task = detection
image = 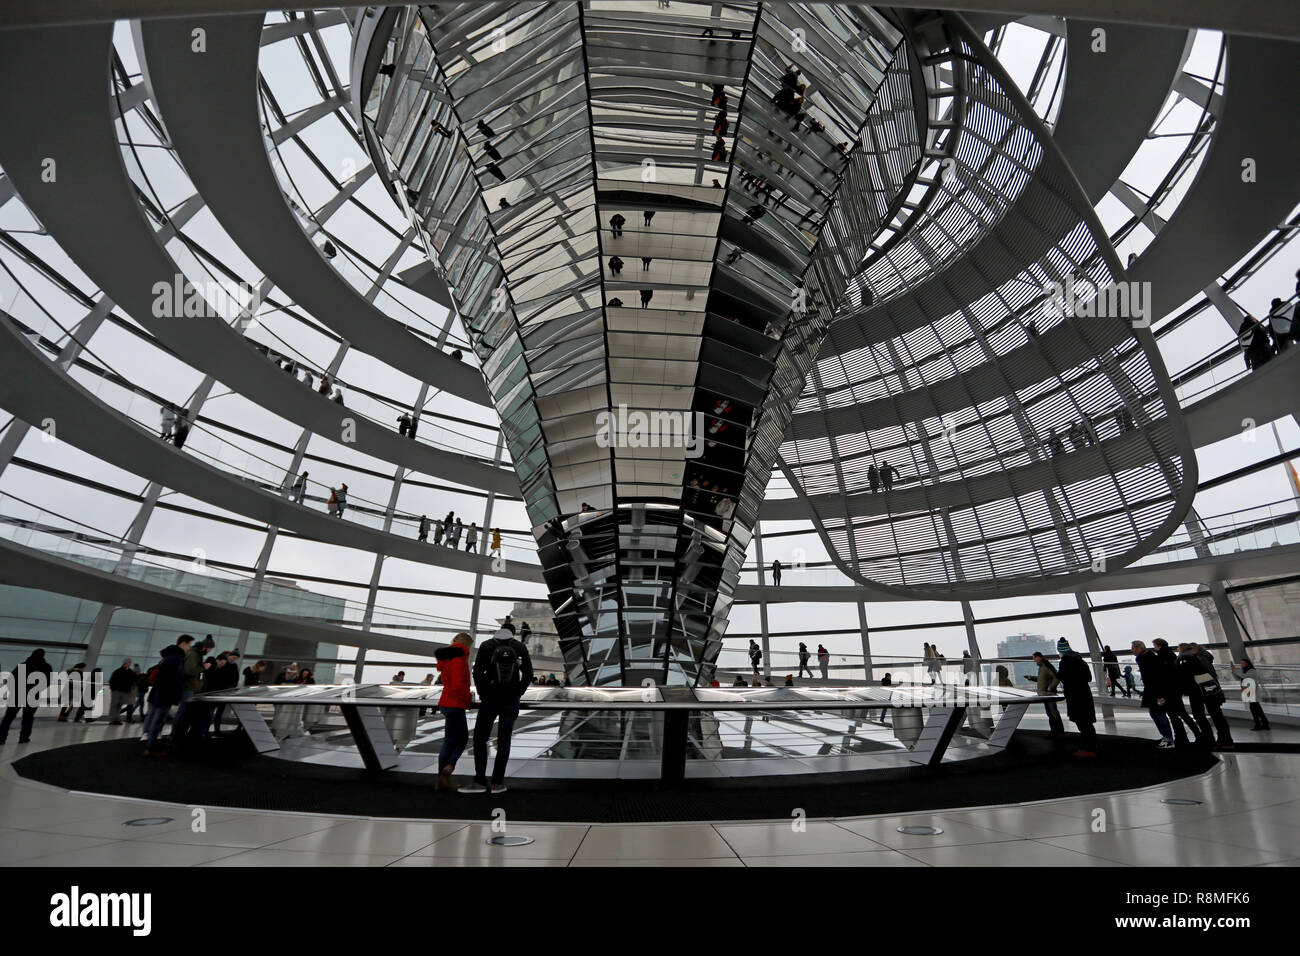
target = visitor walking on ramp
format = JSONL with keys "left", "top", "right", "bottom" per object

{"left": 880, "top": 461, "right": 898, "bottom": 492}
{"left": 159, "top": 403, "right": 177, "bottom": 441}
{"left": 288, "top": 471, "right": 308, "bottom": 503}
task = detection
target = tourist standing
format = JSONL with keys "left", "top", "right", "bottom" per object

{"left": 434, "top": 632, "right": 474, "bottom": 791}
{"left": 1029, "top": 651, "right": 1064, "bottom": 737}
{"left": 464, "top": 624, "right": 533, "bottom": 794}
{"left": 1056, "top": 641, "right": 1097, "bottom": 756}
{"left": 143, "top": 637, "right": 190, "bottom": 755}
{"left": 0, "top": 649, "right": 53, "bottom": 744}
{"left": 107, "top": 659, "right": 136, "bottom": 725}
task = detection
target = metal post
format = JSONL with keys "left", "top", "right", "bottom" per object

{"left": 926, "top": 706, "right": 967, "bottom": 767}
{"left": 960, "top": 599, "right": 982, "bottom": 685}
{"left": 1074, "top": 592, "right": 1109, "bottom": 688}
{"left": 857, "top": 600, "right": 873, "bottom": 682}
{"left": 753, "top": 519, "right": 771, "bottom": 681}
{"left": 235, "top": 341, "right": 348, "bottom": 660}
{"left": 1208, "top": 582, "right": 1248, "bottom": 664}
{"left": 85, "top": 375, "right": 215, "bottom": 670}
{"left": 352, "top": 379, "right": 426, "bottom": 681}
{"left": 468, "top": 432, "right": 506, "bottom": 639}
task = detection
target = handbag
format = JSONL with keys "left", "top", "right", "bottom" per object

{"left": 1193, "top": 671, "right": 1224, "bottom": 702}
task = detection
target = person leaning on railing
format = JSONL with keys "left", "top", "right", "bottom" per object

{"left": 1028, "top": 651, "right": 1064, "bottom": 738}
{"left": 1233, "top": 657, "right": 1271, "bottom": 731}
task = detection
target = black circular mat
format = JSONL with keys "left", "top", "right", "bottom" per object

{"left": 12, "top": 731, "right": 1217, "bottom": 823}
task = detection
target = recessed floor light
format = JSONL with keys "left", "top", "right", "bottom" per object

{"left": 896, "top": 825, "right": 943, "bottom": 835}
{"left": 1160, "top": 798, "right": 1203, "bottom": 806}
{"left": 123, "top": 817, "right": 174, "bottom": 827}
{"left": 486, "top": 834, "right": 535, "bottom": 847}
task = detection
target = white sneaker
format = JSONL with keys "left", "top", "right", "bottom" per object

{"left": 491, "top": 783, "right": 508, "bottom": 794}
{"left": 458, "top": 782, "right": 488, "bottom": 794}
{"left": 1156, "top": 739, "right": 1175, "bottom": 749}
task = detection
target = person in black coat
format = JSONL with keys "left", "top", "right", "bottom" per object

{"left": 205, "top": 651, "right": 241, "bottom": 736}
{"left": 1177, "top": 644, "right": 1234, "bottom": 749}
{"left": 1055, "top": 641, "right": 1097, "bottom": 756}
{"left": 1239, "top": 315, "right": 1274, "bottom": 371}
{"left": 0, "top": 649, "right": 54, "bottom": 744}
{"left": 1101, "top": 645, "right": 1128, "bottom": 697}
{"left": 1153, "top": 638, "right": 1209, "bottom": 747}
{"left": 131, "top": 666, "right": 148, "bottom": 722}
{"left": 143, "top": 638, "right": 190, "bottom": 755}
{"left": 1132, "top": 640, "right": 1177, "bottom": 748}
{"left": 243, "top": 660, "right": 267, "bottom": 687}
{"left": 107, "top": 660, "right": 137, "bottom": 725}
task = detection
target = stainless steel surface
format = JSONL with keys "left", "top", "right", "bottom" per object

{"left": 200, "top": 682, "right": 1059, "bottom": 712}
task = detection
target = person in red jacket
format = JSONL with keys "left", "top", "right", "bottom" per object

{"left": 434, "top": 632, "right": 474, "bottom": 791}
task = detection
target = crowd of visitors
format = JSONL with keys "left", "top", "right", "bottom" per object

{"left": 415, "top": 509, "right": 493, "bottom": 554}
{"left": 281, "top": 471, "right": 504, "bottom": 559}
{"left": 0, "top": 622, "right": 1278, "bottom": 799}
{"left": 1240, "top": 284, "right": 1298, "bottom": 370}
{"left": 1131, "top": 639, "right": 1241, "bottom": 751}
{"left": 0, "top": 636, "right": 319, "bottom": 754}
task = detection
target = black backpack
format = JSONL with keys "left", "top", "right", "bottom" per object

{"left": 485, "top": 639, "right": 521, "bottom": 689}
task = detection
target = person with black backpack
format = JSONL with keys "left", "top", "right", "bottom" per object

{"left": 463, "top": 623, "right": 533, "bottom": 794}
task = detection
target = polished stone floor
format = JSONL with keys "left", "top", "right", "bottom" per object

{"left": 0, "top": 707, "right": 1296, "bottom": 866}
